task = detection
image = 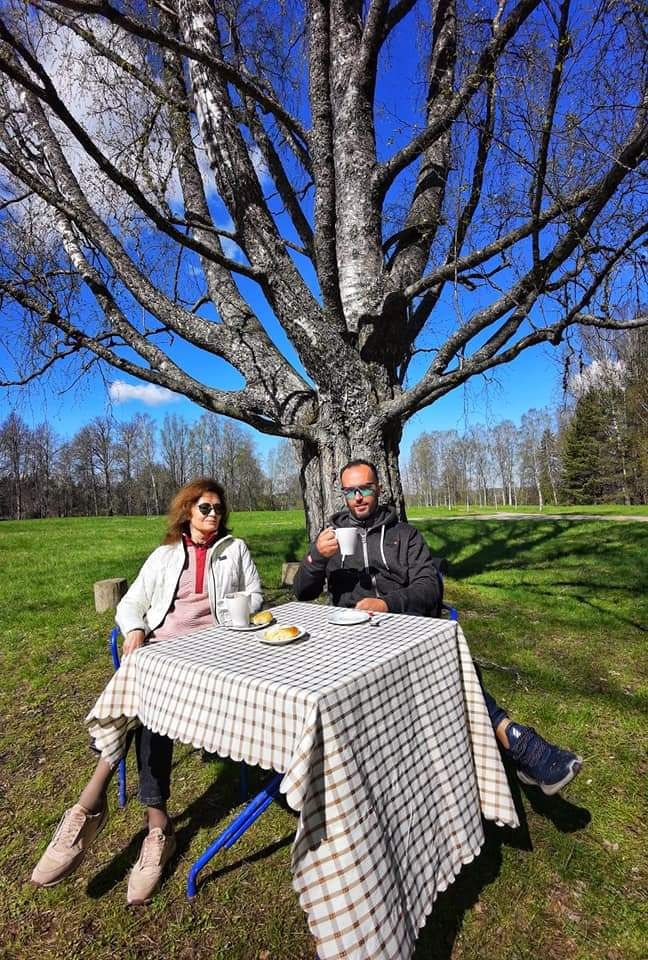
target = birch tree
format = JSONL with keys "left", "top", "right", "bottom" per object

{"left": 492, "top": 420, "right": 519, "bottom": 506}
{"left": 0, "top": 0, "right": 646, "bottom": 534}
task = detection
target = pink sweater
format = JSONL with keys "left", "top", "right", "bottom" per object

{"left": 149, "top": 542, "right": 213, "bottom": 641}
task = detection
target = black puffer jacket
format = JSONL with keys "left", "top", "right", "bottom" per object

{"left": 292, "top": 504, "right": 440, "bottom": 615}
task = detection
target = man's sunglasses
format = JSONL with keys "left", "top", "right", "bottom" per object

{"left": 342, "top": 484, "right": 377, "bottom": 500}
{"left": 196, "top": 502, "right": 225, "bottom": 516}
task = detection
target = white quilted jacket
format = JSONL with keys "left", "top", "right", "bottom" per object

{"left": 115, "top": 535, "right": 263, "bottom": 637}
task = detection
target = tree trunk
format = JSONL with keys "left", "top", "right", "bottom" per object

{"left": 296, "top": 419, "right": 405, "bottom": 541}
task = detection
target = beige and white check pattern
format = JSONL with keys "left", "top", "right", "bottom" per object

{"left": 87, "top": 601, "right": 518, "bottom": 960}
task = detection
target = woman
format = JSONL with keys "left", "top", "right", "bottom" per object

{"left": 31, "top": 478, "right": 262, "bottom": 904}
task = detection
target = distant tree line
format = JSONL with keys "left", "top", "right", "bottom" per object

{"left": 2, "top": 330, "right": 646, "bottom": 519}
{"left": 403, "top": 330, "right": 648, "bottom": 509}
{"left": 0, "top": 411, "right": 302, "bottom": 520}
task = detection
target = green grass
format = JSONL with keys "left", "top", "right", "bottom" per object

{"left": 0, "top": 509, "right": 646, "bottom": 960}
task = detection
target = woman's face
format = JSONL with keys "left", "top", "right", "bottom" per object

{"left": 188, "top": 490, "right": 224, "bottom": 543}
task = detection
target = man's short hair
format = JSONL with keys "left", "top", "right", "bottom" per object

{"left": 339, "top": 459, "right": 379, "bottom": 483}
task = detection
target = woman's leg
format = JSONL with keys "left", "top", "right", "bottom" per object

{"left": 134, "top": 724, "right": 174, "bottom": 826}
{"left": 77, "top": 757, "right": 115, "bottom": 813}
{"left": 127, "top": 726, "right": 176, "bottom": 905}
{"left": 31, "top": 755, "right": 115, "bottom": 887}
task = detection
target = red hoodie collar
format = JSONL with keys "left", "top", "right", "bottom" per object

{"left": 182, "top": 531, "right": 220, "bottom": 550}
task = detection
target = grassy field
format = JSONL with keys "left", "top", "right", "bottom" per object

{"left": 0, "top": 508, "right": 646, "bottom": 960}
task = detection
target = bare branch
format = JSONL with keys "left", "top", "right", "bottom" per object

{"left": 43, "top": 0, "right": 310, "bottom": 145}
{"left": 405, "top": 95, "right": 648, "bottom": 306}
{"left": 375, "top": 0, "right": 543, "bottom": 196}
{"left": 0, "top": 21, "right": 263, "bottom": 280}
{"left": 530, "top": 0, "right": 572, "bottom": 268}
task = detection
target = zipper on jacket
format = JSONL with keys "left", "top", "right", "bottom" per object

{"left": 208, "top": 537, "right": 234, "bottom": 621}
{"left": 359, "top": 529, "right": 380, "bottom": 597}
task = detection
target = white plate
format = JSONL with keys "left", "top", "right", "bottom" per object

{"left": 327, "top": 609, "right": 371, "bottom": 625}
{"left": 260, "top": 624, "right": 307, "bottom": 645}
{"left": 226, "top": 619, "right": 275, "bottom": 632}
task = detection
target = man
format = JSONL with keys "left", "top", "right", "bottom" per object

{"left": 294, "top": 458, "right": 583, "bottom": 795}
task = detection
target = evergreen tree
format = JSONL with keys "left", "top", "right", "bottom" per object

{"left": 560, "top": 390, "right": 625, "bottom": 503}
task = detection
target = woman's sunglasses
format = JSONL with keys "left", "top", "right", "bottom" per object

{"left": 196, "top": 502, "right": 225, "bottom": 516}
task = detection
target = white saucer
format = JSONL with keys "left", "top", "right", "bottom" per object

{"left": 260, "top": 624, "right": 307, "bottom": 645}
{"left": 226, "top": 619, "right": 275, "bottom": 632}
{"left": 327, "top": 609, "right": 371, "bottom": 625}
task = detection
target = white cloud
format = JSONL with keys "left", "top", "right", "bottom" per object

{"left": 109, "top": 380, "right": 180, "bottom": 406}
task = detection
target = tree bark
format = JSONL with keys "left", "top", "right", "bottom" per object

{"left": 0, "top": 0, "right": 646, "bottom": 528}
{"left": 296, "top": 409, "right": 405, "bottom": 538}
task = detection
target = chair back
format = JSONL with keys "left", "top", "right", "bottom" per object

{"left": 430, "top": 557, "right": 457, "bottom": 620}
{"left": 109, "top": 625, "right": 121, "bottom": 670}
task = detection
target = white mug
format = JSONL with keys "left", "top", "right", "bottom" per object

{"left": 224, "top": 592, "right": 250, "bottom": 627}
{"left": 335, "top": 527, "right": 359, "bottom": 556}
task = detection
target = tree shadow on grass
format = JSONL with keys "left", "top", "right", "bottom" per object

{"left": 85, "top": 754, "right": 269, "bottom": 899}
{"left": 418, "top": 518, "right": 648, "bottom": 597}
{"left": 413, "top": 819, "right": 521, "bottom": 960}
{"left": 413, "top": 770, "right": 591, "bottom": 960}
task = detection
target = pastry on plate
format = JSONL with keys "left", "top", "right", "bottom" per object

{"left": 250, "top": 610, "right": 274, "bottom": 626}
{"left": 264, "top": 624, "right": 301, "bottom": 642}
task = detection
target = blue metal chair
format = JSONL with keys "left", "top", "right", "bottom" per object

{"left": 431, "top": 557, "right": 458, "bottom": 621}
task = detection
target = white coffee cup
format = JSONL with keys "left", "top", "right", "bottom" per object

{"left": 335, "top": 527, "right": 359, "bottom": 556}
{"left": 224, "top": 592, "right": 250, "bottom": 627}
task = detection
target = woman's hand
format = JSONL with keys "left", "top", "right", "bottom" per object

{"left": 123, "top": 629, "right": 146, "bottom": 656}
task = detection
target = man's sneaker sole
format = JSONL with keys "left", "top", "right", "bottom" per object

{"left": 517, "top": 755, "right": 583, "bottom": 796}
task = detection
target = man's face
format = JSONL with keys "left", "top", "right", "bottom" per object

{"left": 340, "top": 464, "right": 380, "bottom": 521}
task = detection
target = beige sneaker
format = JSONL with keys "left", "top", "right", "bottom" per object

{"left": 31, "top": 803, "right": 108, "bottom": 887}
{"left": 126, "top": 827, "right": 176, "bottom": 905}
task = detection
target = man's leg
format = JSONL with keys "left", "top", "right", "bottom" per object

{"left": 483, "top": 687, "right": 583, "bottom": 796}
{"left": 482, "top": 688, "right": 508, "bottom": 730}
{"left": 127, "top": 725, "right": 176, "bottom": 905}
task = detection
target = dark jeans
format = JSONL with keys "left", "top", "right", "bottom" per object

{"left": 483, "top": 688, "right": 508, "bottom": 731}
{"left": 90, "top": 724, "right": 173, "bottom": 806}
{"left": 135, "top": 725, "right": 174, "bottom": 807}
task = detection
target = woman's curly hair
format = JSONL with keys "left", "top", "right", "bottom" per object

{"left": 163, "top": 478, "right": 231, "bottom": 543}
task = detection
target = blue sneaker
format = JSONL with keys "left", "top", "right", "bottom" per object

{"left": 505, "top": 722, "right": 583, "bottom": 796}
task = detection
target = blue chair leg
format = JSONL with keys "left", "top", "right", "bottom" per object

{"left": 108, "top": 625, "right": 121, "bottom": 671}
{"left": 116, "top": 757, "right": 127, "bottom": 808}
{"left": 186, "top": 771, "right": 283, "bottom": 898}
{"left": 108, "top": 627, "right": 128, "bottom": 808}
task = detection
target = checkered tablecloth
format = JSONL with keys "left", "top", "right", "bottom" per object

{"left": 87, "top": 601, "right": 518, "bottom": 960}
